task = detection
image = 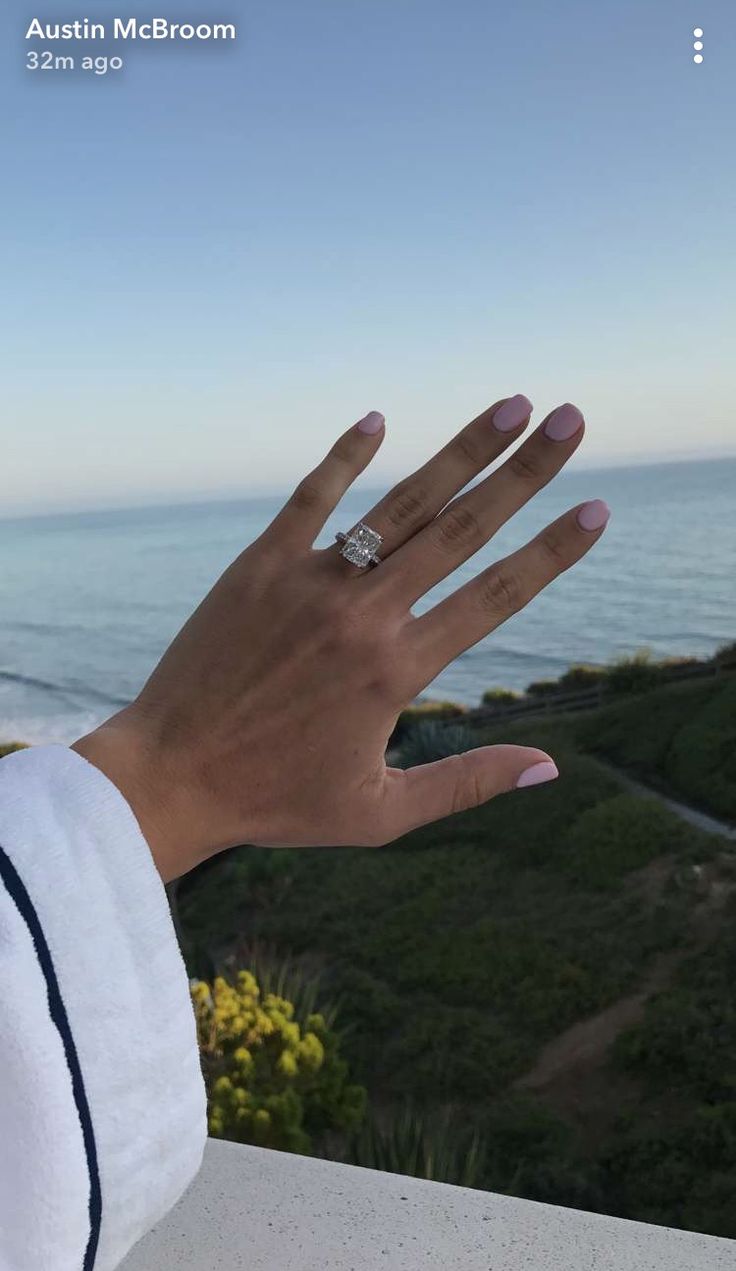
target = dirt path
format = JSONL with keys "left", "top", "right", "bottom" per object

{"left": 515, "top": 951, "right": 680, "bottom": 1093}
{"left": 515, "top": 855, "right": 736, "bottom": 1108}
{"left": 595, "top": 759, "right": 736, "bottom": 841}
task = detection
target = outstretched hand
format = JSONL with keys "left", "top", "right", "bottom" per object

{"left": 74, "top": 396, "right": 609, "bottom": 881}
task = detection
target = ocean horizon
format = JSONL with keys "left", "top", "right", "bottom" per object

{"left": 1, "top": 456, "right": 734, "bottom": 745}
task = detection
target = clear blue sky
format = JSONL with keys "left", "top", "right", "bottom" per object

{"left": 1, "top": 0, "right": 734, "bottom": 513}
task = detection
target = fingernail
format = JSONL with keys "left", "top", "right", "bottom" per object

{"left": 544, "top": 402, "right": 584, "bottom": 442}
{"left": 516, "top": 760, "right": 559, "bottom": 789}
{"left": 492, "top": 394, "right": 533, "bottom": 433}
{"left": 356, "top": 411, "right": 385, "bottom": 435}
{"left": 577, "top": 499, "right": 611, "bottom": 532}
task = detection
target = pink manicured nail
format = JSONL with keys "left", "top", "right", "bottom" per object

{"left": 492, "top": 394, "right": 533, "bottom": 433}
{"left": 516, "top": 760, "right": 559, "bottom": 789}
{"left": 544, "top": 403, "right": 584, "bottom": 442}
{"left": 577, "top": 499, "right": 611, "bottom": 532}
{"left": 356, "top": 411, "right": 385, "bottom": 435}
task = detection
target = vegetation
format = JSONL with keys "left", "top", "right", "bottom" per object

{"left": 526, "top": 678, "right": 561, "bottom": 697}
{"left": 349, "top": 1105, "right": 483, "bottom": 1187}
{"left": 192, "top": 968, "right": 365, "bottom": 1154}
{"left": 573, "top": 675, "right": 736, "bottom": 819}
{"left": 491, "top": 647, "right": 729, "bottom": 709}
{"left": 175, "top": 656, "right": 735, "bottom": 1237}
{"left": 390, "top": 700, "right": 466, "bottom": 747}
{"left": 3, "top": 649, "right": 734, "bottom": 1232}
{"left": 600, "top": 902, "right": 736, "bottom": 1237}
{"left": 396, "top": 719, "right": 478, "bottom": 767}
{"left": 481, "top": 687, "right": 521, "bottom": 706}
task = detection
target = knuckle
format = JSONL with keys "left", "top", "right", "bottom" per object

{"left": 448, "top": 755, "right": 483, "bottom": 816}
{"left": 539, "top": 528, "right": 568, "bottom": 567}
{"left": 508, "top": 448, "right": 543, "bottom": 484}
{"left": 478, "top": 566, "right": 524, "bottom": 616}
{"left": 330, "top": 437, "right": 356, "bottom": 468}
{"left": 451, "top": 430, "right": 482, "bottom": 467}
{"left": 290, "top": 478, "right": 326, "bottom": 515}
{"left": 434, "top": 505, "right": 483, "bottom": 553}
{"left": 385, "top": 481, "right": 428, "bottom": 532}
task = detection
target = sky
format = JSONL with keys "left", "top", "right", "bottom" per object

{"left": 1, "top": 0, "right": 734, "bottom": 514}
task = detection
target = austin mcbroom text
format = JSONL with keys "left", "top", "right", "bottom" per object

{"left": 25, "top": 18, "right": 237, "bottom": 41}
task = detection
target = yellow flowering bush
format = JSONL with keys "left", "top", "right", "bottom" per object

{"left": 191, "top": 970, "right": 366, "bottom": 1153}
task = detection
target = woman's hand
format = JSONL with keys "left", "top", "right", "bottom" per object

{"left": 73, "top": 396, "right": 609, "bottom": 882}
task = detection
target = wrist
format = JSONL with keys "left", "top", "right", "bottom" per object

{"left": 71, "top": 708, "right": 199, "bottom": 882}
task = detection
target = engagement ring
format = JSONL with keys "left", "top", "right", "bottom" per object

{"left": 336, "top": 522, "right": 383, "bottom": 569}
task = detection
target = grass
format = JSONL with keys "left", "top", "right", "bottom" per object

{"left": 177, "top": 670, "right": 735, "bottom": 1235}
{"left": 572, "top": 676, "right": 736, "bottom": 820}
{"left": 181, "top": 762, "right": 714, "bottom": 1102}
{"left": 3, "top": 657, "right": 734, "bottom": 1233}
{"left": 473, "top": 674, "right": 736, "bottom": 822}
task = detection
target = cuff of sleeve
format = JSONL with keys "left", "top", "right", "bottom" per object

{"left": 0, "top": 744, "right": 207, "bottom": 1271}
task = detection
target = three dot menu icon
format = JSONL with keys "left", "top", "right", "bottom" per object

{"left": 693, "top": 28, "right": 704, "bottom": 63}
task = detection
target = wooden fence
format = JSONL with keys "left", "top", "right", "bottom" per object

{"left": 466, "top": 659, "right": 733, "bottom": 729}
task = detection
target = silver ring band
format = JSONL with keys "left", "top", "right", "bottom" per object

{"left": 335, "top": 522, "right": 383, "bottom": 569}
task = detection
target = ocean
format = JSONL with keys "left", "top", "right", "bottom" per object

{"left": 1, "top": 458, "right": 734, "bottom": 745}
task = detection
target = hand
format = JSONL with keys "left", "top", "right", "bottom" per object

{"left": 73, "top": 396, "right": 610, "bottom": 882}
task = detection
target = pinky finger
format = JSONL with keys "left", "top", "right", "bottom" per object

{"left": 410, "top": 499, "right": 611, "bottom": 685}
{"left": 266, "top": 411, "right": 386, "bottom": 550}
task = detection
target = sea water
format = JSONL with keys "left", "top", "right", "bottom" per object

{"left": 0, "top": 458, "right": 733, "bottom": 744}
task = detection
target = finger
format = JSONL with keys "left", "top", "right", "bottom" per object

{"left": 378, "top": 402, "right": 585, "bottom": 604}
{"left": 379, "top": 745, "right": 558, "bottom": 840}
{"left": 267, "top": 411, "right": 386, "bottom": 549}
{"left": 409, "top": 499, "right": 611, "bottom": 684}
{"left": 323, "top": 394, "right": 533, "bottom": 564}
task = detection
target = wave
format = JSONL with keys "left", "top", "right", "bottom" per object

{"left": 0, "top": 669, "right": 129, "bottom": 709}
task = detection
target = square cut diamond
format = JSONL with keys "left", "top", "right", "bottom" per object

{"left": 342, "top": 522, "right": 382, "bottom": 567}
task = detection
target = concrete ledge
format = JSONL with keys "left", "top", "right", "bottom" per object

{"left": 120, "top": 1139, "right": 736, "bottom": 1270}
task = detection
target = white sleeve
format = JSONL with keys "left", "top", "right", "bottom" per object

{"left": 0, "top": 745, "right": 207, "bottom": 1271}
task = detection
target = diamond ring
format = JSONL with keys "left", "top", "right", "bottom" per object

{"left": 335, "top": 522, "right": 383, "bottom": 569}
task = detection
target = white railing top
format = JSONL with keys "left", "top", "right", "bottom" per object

{"left": 120, "top": 1138, "right": 736, "bottom": 1270}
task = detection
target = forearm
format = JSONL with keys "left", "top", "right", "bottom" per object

{"left": 0, "top": 745, "right": 206, "bottom": 1271}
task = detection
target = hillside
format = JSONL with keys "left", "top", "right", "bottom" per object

{"left": 3, "top": 662, "right": 734, "bottom": 1236}
{"left": 178, "top": 669, "right": 736, "bottom": 1238}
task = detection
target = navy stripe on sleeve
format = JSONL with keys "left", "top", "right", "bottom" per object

{"left": 0, "top": 843, "right": 102, "bottom": 1270}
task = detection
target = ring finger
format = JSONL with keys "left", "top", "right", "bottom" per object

{"left": 378, "top": 401, "right": 586, "bottom": 604}
{"left": 327, "top": 393, "right": 534, "bottom": 564}
{"left": 408, "top": 499, "right": 611, "bottom": 691}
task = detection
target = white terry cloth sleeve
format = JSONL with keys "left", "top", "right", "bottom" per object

{"left": 0, "top": 744, "right": 207, "bottom": 1271}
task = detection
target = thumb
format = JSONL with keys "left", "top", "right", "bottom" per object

{"left": 383, "top": 745, "right": 558, "bottom": 840}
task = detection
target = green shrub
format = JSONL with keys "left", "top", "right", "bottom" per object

{"left": 613, "top": 913, "right": 736, "bottom": 1098}
{"left": 665, "top": 678, "right": 736, "bottom": 819}
{"left": 560, "top": 793, "right": 691, "bottom": 888}
{"left": 601, "top": 1104, "right": 736, "bottom": 1237}
{"left": 714, "top": 640, "right": 736, "bottom": 669}
{"left": 0, "top": 742, "right": 27, "bottom": 758}
{"left": 192, "top": 969, "right": 366, "bottom": 1153}
{"left": 398, "top": 720, "right": 478, "bottom": 768}
{"left": 604, "top": 650, "right": 662, "bottom": 696}
{"left": 478, "top": 1096, "right": 607, "bottom": 1209}
{"left": 481, "top": 687, "right": 521, "bottom": 706}
{"left": 526, "top": 679, "right": 560, "bottom": 697}
{"left": 351, "top": 1104, "right": 483, "bottom": 1187}
{"left": 574, "top": 677, "right": 735, "bottom": 819}
{"left": 390, "top": 701, "right": 466, "bottom": 747}
{"left": 559, "top": 664, "right": 606, "bottom": 690}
